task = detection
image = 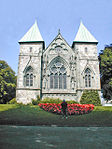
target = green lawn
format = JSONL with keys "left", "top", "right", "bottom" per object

{"left": 0, "top": 104, "right": 112, "bottom": 126}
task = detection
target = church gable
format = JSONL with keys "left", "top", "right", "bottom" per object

{"left": 44, "top": 32, "right": 74, "bottom": 56}
{"left": 42, "top": 32, "right": 77, "bottom": 94}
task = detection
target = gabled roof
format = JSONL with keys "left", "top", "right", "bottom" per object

{"left": 19, "top": 21, "right": 44, "bottom": 43}
{"left": 74, "top": 22, "right": 98, "bottom": 43}
{"left": 44, "top": 30, "right": 72, "bottom": 53}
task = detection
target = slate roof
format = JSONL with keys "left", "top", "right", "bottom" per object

{"left": 74, "top": 22, "right": 98, "bottom": 43}
{"left": 19, "top": 21, "right": 43, "bottom": 43}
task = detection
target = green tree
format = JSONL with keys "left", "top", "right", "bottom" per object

{"left": 0, "top": 60, "right": 16, "bottom": 103}
{"left": 99, "top": 45, "right": 112, "bottom": 101}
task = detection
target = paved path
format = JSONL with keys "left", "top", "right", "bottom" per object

{"left": 0, "top": 125, "right": 112, "bottom": 149}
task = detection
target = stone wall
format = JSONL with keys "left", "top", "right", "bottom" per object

{"left": 16, "top": 89, "right": 40, "bottom": 104}
{"left": 42, "top": 93, "right": 77, "bottom": 101}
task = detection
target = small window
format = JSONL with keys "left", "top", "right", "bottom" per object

{"left": 85, "top": 68, "right": 91, "bottom": 87}
{"left": 30, "top": 47, "right": 32, "bottom": 52}
{"left": 85, "top": 47, "right": 88, "bottom": 53}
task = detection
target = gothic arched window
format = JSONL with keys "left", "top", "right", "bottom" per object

{"left": 50, "top": 61, "right": 67, "bottom": 89}
{"left": 24, "top": 66, "right": 34, "bottom": 87}
{"left": 85, "top": 68, "right": 91, "bottom": 87}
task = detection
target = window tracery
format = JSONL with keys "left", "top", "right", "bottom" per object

{"left": 24, "top": 66, "right": 34, "bottom": 87}
{"left": 50, "top": 61, "right": 67, "bottom": 89}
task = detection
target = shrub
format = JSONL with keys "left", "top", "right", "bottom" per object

{"left": 32, "top": 99, "right": 39, "bottom": 105}
{"left": 39, "top": 97, "right": 62, "bottom": 104}
{"left": 66, "top": 100, "right": 78, "bottom": 104}
{"left": 37, "top": 95, "right": 40, "bottom": 101}
{"left": 80, "top": 90, "right": 101, "bottom": 106}
{"left": 39, "top": 97, "right": 78, "bottom": 104}
{"left": 8, "top": 98, "right": 17, "bottom": 104}
{"left": 32, "top": 95, "right": 41, "bottom": 105}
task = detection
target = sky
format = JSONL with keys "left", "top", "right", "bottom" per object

{"left": 0, "top": 0, "right": 112, "bottom": 74}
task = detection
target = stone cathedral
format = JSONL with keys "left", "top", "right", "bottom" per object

{"left": 16, "top": 21, "right": 101, "bottom": 104}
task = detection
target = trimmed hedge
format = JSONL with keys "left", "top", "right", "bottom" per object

{"left": 80, "top": 90, "right": 101, "bottom": 106}
{"left": 39, "top": 97, "right": 62, "bottom": 104}
{"left": 32, "top": 97, "right": 78, "bottom": 105}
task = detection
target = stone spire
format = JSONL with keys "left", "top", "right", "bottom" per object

{"left": 19, "top": 21, "right": 44, "bottom": 43}
{"left": 74, "top": 22, "right": 98, "bottom": 43}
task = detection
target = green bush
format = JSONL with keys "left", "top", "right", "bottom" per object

{"left": 80, "top": 90, "right": 101, "bottom": 106}
{"left": 32, "top": 99, "right": 39, "bottom": 105}
{"left": 32, "top": 95, "right": 41, "bottom": 105}
{"left": 66, "top": 100, "right": 78, "bottom": 104}
{"left": 39, "top": 97, "right": 78, "bottom": 104}
{"left": 39, "top": 97, "right": 62, "bottom": 104}
{"left": 37, "top": 95, "right": 40, "bottom": 101}
{"left": 9, "top": 98, "right": 17, "bottom": 104}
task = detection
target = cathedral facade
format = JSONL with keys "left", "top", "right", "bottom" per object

{"left": 16, "top": 21, "right": 101, "bottom": 104}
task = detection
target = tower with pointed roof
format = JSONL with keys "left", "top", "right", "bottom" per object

{"left": 16, "top": 21, "right": 101, "bottom": 104}
{"left": 72, "top": 22, "right": 100, "bottom": 99}
{"left": 16, "top": 21, "right": 45, "bottom": 104}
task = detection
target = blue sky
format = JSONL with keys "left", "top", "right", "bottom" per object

{"left": 0, "top": 0, "right": 112, "bottom": 73}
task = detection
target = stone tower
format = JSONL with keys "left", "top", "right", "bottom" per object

{"left": 16, "top": 21, "right": 45, "bottom": 104}
{"left": 72, "top": 22, "right": 101, "bottom": 101}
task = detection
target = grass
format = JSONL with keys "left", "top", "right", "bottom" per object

{"left": 0, "top": 104, "right": 112, "bottom": 126}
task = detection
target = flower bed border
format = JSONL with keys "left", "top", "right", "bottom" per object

{"left": 38, "top": 103, "right": 94, "bottom": 115}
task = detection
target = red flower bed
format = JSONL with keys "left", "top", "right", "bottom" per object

{"left": 38, "top": 103, "right": 94, "bottom": 115}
